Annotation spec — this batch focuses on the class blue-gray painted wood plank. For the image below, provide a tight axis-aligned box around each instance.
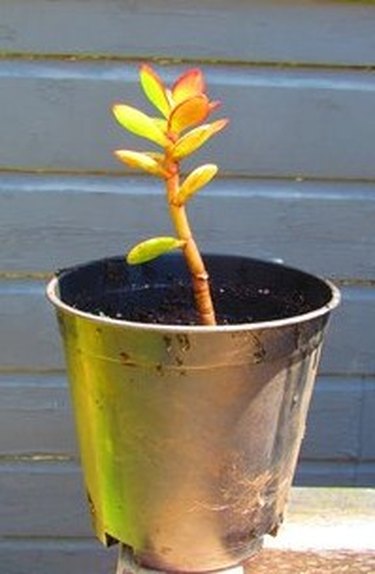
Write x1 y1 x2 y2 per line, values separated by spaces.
0 280 61 370
322 286 375 376
0 462 372 540
295 461 375 487
1 1 375 66
0 281 372 375
300 377 366 462
362 383 375 460
1 173 374 280
0 462 89 538
0 61 374 178
0 374 76 456
0 540 115 574
1 374 370 464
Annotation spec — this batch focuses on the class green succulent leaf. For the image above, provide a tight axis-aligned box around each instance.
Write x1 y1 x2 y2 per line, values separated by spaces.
127 237 186 265
152 117 168 133
172 119 229 160
113 104 169 147
140 64 171 118
178 164 218 204
114 150 169 177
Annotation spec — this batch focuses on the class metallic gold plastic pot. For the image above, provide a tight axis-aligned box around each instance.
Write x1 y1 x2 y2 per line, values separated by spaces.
47 255 340 572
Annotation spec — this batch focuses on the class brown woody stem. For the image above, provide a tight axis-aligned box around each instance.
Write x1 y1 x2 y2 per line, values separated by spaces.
165 155 216 326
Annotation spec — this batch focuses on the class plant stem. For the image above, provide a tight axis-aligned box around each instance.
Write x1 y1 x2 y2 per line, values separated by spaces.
165 159 216 326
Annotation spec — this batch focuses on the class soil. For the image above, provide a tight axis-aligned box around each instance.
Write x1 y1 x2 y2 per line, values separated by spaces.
60 255 329 326
70 281 311 326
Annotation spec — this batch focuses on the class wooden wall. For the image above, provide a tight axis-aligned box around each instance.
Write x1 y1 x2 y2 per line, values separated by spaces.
1 1 374 571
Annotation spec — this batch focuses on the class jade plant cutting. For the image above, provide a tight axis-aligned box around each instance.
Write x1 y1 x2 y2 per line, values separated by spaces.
112 65 228 326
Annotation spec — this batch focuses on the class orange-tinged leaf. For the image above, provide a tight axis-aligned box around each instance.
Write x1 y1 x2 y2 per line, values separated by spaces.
169 95 209 134
114 150 169 177
178 164 218 204
112 104 169 147
172 68 206 104
172 118 229 160
127 237 186 265
140 65 171 118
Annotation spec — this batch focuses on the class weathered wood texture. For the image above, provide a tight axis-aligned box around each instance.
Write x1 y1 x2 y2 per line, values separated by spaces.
0 540 115 574
1 0 375 66
0 174 374 279
1 0 374 569
0 60 374 179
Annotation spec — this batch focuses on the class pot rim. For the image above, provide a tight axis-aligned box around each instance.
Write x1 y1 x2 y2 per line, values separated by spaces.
46 265 341 334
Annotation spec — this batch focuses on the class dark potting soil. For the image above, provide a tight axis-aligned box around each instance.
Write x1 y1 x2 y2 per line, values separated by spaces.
59 255 330 326
103 284 309 325
69 278 310 326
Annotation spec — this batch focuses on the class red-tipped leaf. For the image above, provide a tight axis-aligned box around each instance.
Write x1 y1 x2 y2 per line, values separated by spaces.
172 68 206 104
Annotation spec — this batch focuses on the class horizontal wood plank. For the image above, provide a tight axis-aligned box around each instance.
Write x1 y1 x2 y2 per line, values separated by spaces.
0 539 115 574
0 374 76 456
299 377 366 462
362 382 375 459
1 0 375 66
322 286 375 375
0 463 373 539
0 61 375 178
1 174 374 280
1 374 372 464
0 280 61 371
295 461 375 488
0 462 90 538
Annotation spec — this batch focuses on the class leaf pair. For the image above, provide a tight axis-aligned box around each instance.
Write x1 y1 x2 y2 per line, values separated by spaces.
114 105 227 161
135 66 210 137
114 152 218 203
139 64 206 118
114 114 228 171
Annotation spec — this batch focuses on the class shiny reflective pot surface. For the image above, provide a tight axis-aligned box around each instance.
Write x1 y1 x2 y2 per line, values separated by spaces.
47 255 340 573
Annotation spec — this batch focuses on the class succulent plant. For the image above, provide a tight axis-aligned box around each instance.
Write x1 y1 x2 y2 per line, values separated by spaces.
112 65 228 325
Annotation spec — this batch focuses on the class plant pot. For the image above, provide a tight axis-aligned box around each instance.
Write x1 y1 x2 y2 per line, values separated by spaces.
47 254 340 573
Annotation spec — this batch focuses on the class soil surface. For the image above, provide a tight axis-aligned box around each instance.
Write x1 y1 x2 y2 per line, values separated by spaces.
70 281 311 326
60 255 330 326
